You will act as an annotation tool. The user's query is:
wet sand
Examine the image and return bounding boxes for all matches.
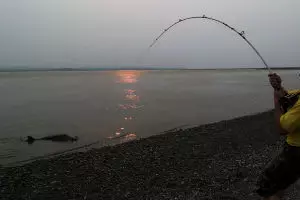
[1,110,299,200]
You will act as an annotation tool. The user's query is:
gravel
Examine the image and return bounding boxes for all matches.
[1,110,299,200]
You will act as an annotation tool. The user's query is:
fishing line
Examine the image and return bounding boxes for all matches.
[149,15,271,72]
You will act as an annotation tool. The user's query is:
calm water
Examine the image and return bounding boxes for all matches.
[0,69,299,165]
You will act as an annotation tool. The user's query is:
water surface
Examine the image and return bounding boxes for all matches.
[0,69,299,164]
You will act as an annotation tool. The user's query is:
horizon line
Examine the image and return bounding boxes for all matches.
[0,66,299,72]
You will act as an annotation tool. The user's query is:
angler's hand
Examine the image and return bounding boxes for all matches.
[268,73,287,99]
[268,73,282,90]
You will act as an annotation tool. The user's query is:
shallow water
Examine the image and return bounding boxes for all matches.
[0,69,299,164]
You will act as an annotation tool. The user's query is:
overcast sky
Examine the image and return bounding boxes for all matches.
[0,0,299,68]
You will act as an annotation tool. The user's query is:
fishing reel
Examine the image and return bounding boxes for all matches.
[279,92,300,113]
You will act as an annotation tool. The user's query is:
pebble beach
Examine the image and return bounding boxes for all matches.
[1,110,300,200]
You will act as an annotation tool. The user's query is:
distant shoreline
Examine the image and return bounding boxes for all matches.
[0,67,299,73]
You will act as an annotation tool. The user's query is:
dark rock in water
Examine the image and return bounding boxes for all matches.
[24,134,78,144]
[40,134,78,142]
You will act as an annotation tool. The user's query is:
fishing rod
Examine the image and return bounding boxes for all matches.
[149,15,271,72]
[149,16,300,111]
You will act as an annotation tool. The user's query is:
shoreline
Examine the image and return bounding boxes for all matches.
[0,67,299,73]
[1,110,300,199]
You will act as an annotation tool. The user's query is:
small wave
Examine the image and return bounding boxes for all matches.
[0,137,21,144]
[107,133,137,140]
[0,154,16,159]
[0,148,17,159]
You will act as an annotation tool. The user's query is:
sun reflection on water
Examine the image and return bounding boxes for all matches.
[115,70,142,84]
[108,70,145,142]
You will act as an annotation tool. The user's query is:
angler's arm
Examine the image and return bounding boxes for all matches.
[274,89,289,135]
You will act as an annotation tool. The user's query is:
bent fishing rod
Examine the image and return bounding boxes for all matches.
[149,15,271,72]
[149,16,300,111]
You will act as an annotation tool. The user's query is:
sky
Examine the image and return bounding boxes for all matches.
[0,0,299,69]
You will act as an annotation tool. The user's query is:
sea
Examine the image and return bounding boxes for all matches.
[0,69,299,165]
